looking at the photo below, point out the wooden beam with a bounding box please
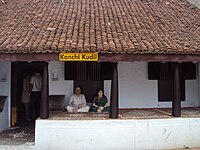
[172,63,181,117]
[0,53,200,62]
[11,62,18,126]
[0,53,58,61]
[40,63,49,119]
[99,53,200,62]
[110,62,119,119]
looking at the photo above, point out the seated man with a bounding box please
[66,86,89,113]
[89,90,110,112]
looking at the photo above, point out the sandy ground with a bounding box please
[0,126,35,150]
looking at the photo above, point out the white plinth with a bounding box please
[35,118,200,150]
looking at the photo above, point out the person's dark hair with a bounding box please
[74,86,82,92]
[96,89,104,94]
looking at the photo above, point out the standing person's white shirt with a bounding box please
[66,87,89,113]
[29,72,42,120]
[30,73,42,92]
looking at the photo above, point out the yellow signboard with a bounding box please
[59,53,98,61]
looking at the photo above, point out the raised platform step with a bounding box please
[36,117,200,150]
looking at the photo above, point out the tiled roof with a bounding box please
[0,0,199,54]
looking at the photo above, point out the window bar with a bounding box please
[160,63,163,80]
[91,62,93,80]
[80,62,82,80]
[87,62,89,80]
[93,62,95,80]
[95,62,97,80]
[76,62,78,80]
[93,62,96,80]
[84,62,86,80]
[81,62,83,80]
[96,62,98,80]
[78,62,80,80]
[79,62,81,80]
[98,62,100,80]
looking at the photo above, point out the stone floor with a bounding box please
[50,107,200,120]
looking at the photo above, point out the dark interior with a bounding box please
[74,80,104,103]
[11,62,43,126]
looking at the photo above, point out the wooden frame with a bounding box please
[1,53,200,62]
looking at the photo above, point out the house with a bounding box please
[0,0,200,149]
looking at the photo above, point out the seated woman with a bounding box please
[89,90,110,112]
[66,86,89,113]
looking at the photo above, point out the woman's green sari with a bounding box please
[89,96,110,112]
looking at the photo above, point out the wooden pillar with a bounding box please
[11,63,18,126]
[172,63,181,117]
[40,62,49,119]
[110,62,119,119]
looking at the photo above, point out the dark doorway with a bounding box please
[11,62,44,126]
[74,80,103,103]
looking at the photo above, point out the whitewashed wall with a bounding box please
[118,62,199,108]
[0,61,11,132]
[49,61,73,109]
[36,118,200,150]
[49,61,199,109]
[118,62,158,108]
[104,80,111,105]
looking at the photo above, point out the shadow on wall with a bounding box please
[0,69,7,82]
[0,96,7,112]
[49,95,67,111]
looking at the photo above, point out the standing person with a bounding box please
[22,75,31,121]
[29,72,42,120]
[66,86,89,113]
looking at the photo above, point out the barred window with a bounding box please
[148,62,195,102]
[65,62,113,80]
